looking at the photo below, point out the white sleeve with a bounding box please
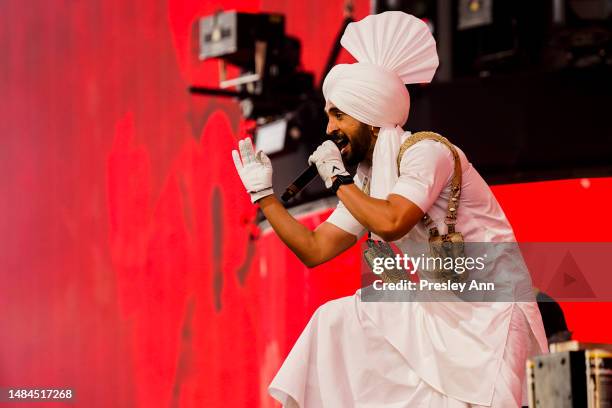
[325,199,367,238]
[390,140,454,213]
[325,171,367,238]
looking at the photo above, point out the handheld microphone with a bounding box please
[281,165,319,202]
[281,136,348,203]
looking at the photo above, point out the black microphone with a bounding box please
[281,136,347,203]
[281,164,319,202]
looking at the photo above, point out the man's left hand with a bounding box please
[308,140,350,188]
[232,137,274,203]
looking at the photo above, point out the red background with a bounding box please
[1,0,611,406]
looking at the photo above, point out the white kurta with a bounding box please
[269,135,548,407]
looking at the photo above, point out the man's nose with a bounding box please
[326,120,339,136]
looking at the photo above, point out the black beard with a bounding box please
[344,124,372,166]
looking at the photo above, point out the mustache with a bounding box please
[327,132,349,149]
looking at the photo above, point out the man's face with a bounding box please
[325,102,373,166]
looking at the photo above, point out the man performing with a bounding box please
[232,11,548,407]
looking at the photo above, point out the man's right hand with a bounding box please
[308,140,350,188]
[232,137,274,203]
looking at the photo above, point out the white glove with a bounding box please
[232,137,274,203]
[308,140,350,188]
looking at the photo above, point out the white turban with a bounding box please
[322,11,439,205]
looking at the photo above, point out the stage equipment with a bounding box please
[195,11,315,119]
[527,342,612,407]
[375,0,612,79]
[192,4,356,208]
